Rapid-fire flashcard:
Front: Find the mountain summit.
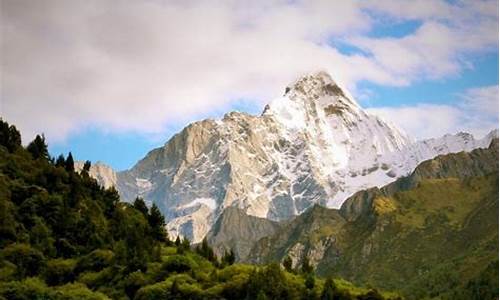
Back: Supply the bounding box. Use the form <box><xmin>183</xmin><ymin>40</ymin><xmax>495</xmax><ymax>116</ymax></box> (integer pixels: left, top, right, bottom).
<box><xmin>84</xmin><ymin>71</ymin><xmax>497</xmax><ymax>242</ymax></box>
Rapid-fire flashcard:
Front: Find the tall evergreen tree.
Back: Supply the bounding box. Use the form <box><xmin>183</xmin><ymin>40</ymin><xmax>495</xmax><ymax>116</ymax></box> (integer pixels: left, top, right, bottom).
<box><xmin>55</xmin><ymin>154</ymin><xmax>65</xmax><ymax>167</ymax></box>
<box><xmin>0</xmin><ymin>120</ymin><xmax>21</xmax><ymax>152</ymax></box>
<box><xmin>305</xmin><ymin>272</ymin><xmax>315</xmax><ymax>289</ymax></box>
<box><xmin>301</xmin><ymin>256</ymin><xmax>313</xmax><ymax>274</ymax></box>
<box><xmin>222</xmin><ymin>248</ymin><xmax>236</xmax><ymax>266</ymax></box>
<box><xmin>321</xmin><ymin>277</ymin><xmax>337</xmax><ymax>300</ymax></box>
<box><xmin>65</xmin><ymin>152</ymin><xmax>75</xmax><ymax>172</ymax></box>
<box><xmin>148</xmin><ymin>203</ymin><xmax>166</xmax><ymax>242</ymax></box>
<box><xmin>283</xmin><ymin>255</ymin><xmax>293</xmax><ymax>273</ymax></box>
<box><xmin>83</xmin><ymin>160</ymin><xmax>91</xmax><ymax>172</ymax></box>
<box><xmin>27</xmin><ymin>134</ymin><xmax>48</xmax><ymax>160</ymax></box>
<box><xmin>133</xmin><ymin>197</ymin><xmax>149</xmax><ymax>216</ymax></box>
<box><xmin>197</xmin><ymin>237</ymin><xmax>216</xmax><ymax>262</ymax></box>
<box><xmin>181</xmin><ymin>237</ymin><xmax>191</xmax><ymax>251</ymax></box>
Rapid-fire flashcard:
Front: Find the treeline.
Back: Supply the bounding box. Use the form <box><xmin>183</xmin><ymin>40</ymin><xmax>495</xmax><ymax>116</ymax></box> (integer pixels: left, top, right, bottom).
<box><xmin>0</xmin><ymin>119</ymin><xmax>400</xmax><ymax>299</ymax></box>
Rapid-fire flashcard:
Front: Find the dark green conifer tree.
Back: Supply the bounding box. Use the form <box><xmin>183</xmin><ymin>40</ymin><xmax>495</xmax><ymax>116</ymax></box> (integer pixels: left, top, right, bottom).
<box><xmin>301</xmin><ymin>256</ymin><xmax>313</xmax><ymax>274</ymax></box>
<box><xmin>321</xmin><ymin>277</ymin><xmax>337</xmax><ymax>300</ymax></box>
<box><xmin>148</xmin><ymin>203</ymin><xmax>166</xmax><ymax>242</ymax></box>
<box><xmin>222</xmin><ymin>248</ymin><xmax>236</xmax><ymax>266</ymax></box>
<box><xmin>27</xmin><ymin>134</ymin><xmax>49</xmax><ymax>160</ymax></box>
<box><xmin>133</xmin><ymin>197</ymin><xmax>149</xmax><ymax>216</ymax></box>
<box><xmin>283</xmin><ymin>255</ymin><xmax>293</xmax><ymax>273</ymax></box>
<box><xmin>55</xmin><ymin>154</ymin><xmax>65</xmax><ymax>167</ymax></box>
<box><xmin>65</xmin><ymin>152</ymin><xmax>75</xmax><ymax>172</ymax></box>
<box><xmin>82</xmin><ymin>160</ymin><xmax>91</xmax><ymax>172</ymax></box>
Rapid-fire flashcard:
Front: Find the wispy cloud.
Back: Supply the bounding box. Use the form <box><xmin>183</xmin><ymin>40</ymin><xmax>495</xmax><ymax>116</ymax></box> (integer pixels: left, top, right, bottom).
<box><xmin>1</xmin><ymin>0</ymin><xmax>498</xmax><ymax>142</ymax></box>
<box><xmin>367</xmin><ymin>85</ymin><xmax>499</xmax><ymax>139</ymax></box>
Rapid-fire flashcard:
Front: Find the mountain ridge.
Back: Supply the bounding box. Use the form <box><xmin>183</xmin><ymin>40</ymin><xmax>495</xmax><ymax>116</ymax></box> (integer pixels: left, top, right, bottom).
<box><xmin>245</xmin><ymin>139</ymin><xmax>499</xmax><ymax>299</ymax></box>
<box><xmin>79</xmin><ymin>71</ymin><xmax>499</xmax><ymax>243</ymax></box>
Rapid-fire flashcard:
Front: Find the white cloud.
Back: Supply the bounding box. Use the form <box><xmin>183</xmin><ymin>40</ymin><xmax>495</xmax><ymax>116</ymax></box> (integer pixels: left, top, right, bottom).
<box><xmin>351</xmin><ymin>0</ymin><xmax>499</xmax><ymax>82</ymax></box>
<box><xmin>0</xmin><ymin>0</ymin><xmax>498</xmax><ymax>143</ymax></box>
<box><xmin>367</xmin><ymin>85</ymin><xmax>499</xmax><ymax>139</ymax></box>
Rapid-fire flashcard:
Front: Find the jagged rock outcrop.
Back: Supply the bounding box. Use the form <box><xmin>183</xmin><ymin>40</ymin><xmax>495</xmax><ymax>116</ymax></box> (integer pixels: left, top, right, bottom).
<box><xmin>74</xmin><ymin>161</ymin><xmax>117</xmax><ymax>189</ymax></box>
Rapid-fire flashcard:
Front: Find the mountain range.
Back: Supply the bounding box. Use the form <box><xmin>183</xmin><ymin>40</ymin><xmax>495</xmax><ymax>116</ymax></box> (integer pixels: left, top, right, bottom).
<box><xmin>80</xmin><ymin>71</ymin><xmax>498</xmax><ymax>244</ymax></box>
<box><xmin>210</xmin><ymin>138</ymin><xmax>499</xmax><ymax>299</ymax></box>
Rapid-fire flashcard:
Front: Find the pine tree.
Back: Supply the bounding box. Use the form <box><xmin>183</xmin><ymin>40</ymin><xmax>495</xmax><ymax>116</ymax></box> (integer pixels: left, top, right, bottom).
<box><xmin>321</xmin><ymin>277</ymin><xmax>337</xmax><ymax>300</ymax></box>
<box><xmin>27</xmin><ymin>134</ymin><xmax>49</xmax><ymax>160</ymax></box>
<box><xmin>65</xmin><ymin>152</ymin><xmax>75</xmax><ymax>172</ymax></box>
<box><xmin>283</xmin><ymin>255</ymin><xmax>293</xmax><ymax>273</ymax></box>
<box><xmin>181</xmin><ymin>237</ymin><xmax>191</xmax><ymax>251</ymax></box>
<box><xmin>55</xmin><ymin>154</ymin><xmax>65</xmax><ymax>167</ymax></box>
<box><xmin>133</xmin><ymin>197</ymin><xmax>149</xmax><ymax>216</ymax></box>
<box><xmin>8</xmin><ymin>125</ymin><xmax>21</xmax><ymax>152</ymax></box>
<box><xmin>222</xmin><ymin>248</ymin><xmax>236</xmax><ymax>266</ymax></box>
<box><xmin>256</xmin><ymin>290</ymin><xmax>268</xmax><ymax>300</ymax></box>
<box><xmin>148</xmin><ymin>203</ymin><xmax>166</xmax><ymax>242</ymax></box>
<box><xmin>305</xmin><ymin>272</ymin><xmax>315</xmax><ymax>289</ymax></box>
<box><xmin>197</xmin><ymin>237</ymin><xmax>216</xmax><ymax>262</ymax></box>
<box><xmin>0</xmin><ymin>120</ymin><xmax>21</xmax><ymax>152</ymax></box>
<box><xmin>174</xmin><ymin>236</ymin><xmax>181</xmax><ymax>247</ymax></box>
<box><xmin>170</xmin><ymin>279</ymin><xmax>180</xmax><ymax>297</ymax></box>
<box><xmin>83</xmin><ymin>160</ymin><xmax>91</xmax><ymax>172</ymax></box>
<box><xmin>301</xmin><ymin>255</ymin><xmax>313</xmax><ymax>274</ymax></box>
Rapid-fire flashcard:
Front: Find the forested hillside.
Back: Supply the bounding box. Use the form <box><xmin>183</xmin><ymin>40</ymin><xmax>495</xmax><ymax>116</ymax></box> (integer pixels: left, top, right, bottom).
<box><xmin>0</xmin><ymin>119</ymin><xmax>400</xmax><ymax>299</ymax></box>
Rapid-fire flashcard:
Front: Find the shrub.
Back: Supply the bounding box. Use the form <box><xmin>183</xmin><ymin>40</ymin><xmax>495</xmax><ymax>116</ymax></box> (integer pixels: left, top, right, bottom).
<box><xmin>0</xmin><ymin>277</ymin><xmax>50</xmax><ymax>300</ymax></box>
<box><xmin>44</xmin><ymin>258</ymin><xmax>77</xmax><ymax>286</ymax></box>
<box><xmin>1</xmin><ymin>243</ymin><xmax>45</xmax><ymax>279</ymax></box>
<box><xmin>76</xmin><ymin>249</ymin><xmax>115</xmax><ymax>272</ymax></box>
<box><xmin>156</xmin><ymin>255</ymin><xmax>195</xmax><ymax>280</ymax></box>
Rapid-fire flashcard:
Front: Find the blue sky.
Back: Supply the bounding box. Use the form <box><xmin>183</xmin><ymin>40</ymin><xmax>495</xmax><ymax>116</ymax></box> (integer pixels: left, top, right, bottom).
<box><xmin>2</xmin><ymin>0</ymin><xmax>498</xmax><ymax>170</ymax></box>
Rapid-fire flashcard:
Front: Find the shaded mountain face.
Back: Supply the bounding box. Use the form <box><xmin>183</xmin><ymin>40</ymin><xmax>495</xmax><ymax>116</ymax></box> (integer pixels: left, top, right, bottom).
<box><xmin>205</xmin><ymin>207</ymin><xmax>281</xmax><ymax>261</ymax></box>
<box><xmin>248</xmin><ymin>140</ymin><xmax>499</xmax><ymax>299</ymax></box>
<box><xmin>83</xmin><ymin>71</ymin><xmax>498</xmax><ymax>243</ymax></box>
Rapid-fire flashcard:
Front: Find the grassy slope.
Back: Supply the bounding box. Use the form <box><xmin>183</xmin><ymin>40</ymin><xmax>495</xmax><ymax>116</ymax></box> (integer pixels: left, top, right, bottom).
<box><xmin>249</xmin><ymin>143</ymin><xmax>499</xmax><ymax>299</ymax></box>
<box><xmin>329</xmin><ymin>174</ymin><xmax>498</xmax><ymax>299</ymax></box>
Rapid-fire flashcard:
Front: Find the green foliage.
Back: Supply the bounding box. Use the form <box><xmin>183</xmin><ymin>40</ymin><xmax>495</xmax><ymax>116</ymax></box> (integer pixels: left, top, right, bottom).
<box><xmin>43</xmin><ymin>258</ymin><xmax>76</xmax><ymax>286</ymax></box>
<box><xmin>133</xmin><ymin>197</ymin><xmax>148</xmax><ymax>216</ymax></box>
<box><xmin>321</xmin><ymin>277</ymin><xmax>337</xmax><ymax>300</ymax></box>
<box><xmin>1</xmin><ymin>243</ymin><xmax>45</xmax><ymax>279</ymax></box>
<box><xmin>247</xmin><ymin>262</ymin><xmax>296</xmax><ymax>299</ymax></box>
<box><xmin>76</xmin><ymin>249</ymin><xmax>115</xmax><ymax>272</ymax></box>
<box><xmin>82</xmin><ymin>160</ymin><xmax>91</xmax><ymax>173</ymax></box>
<box><xmin>148</xmin><ymin>203</ymin><xmax>167</xmax><ymax>242</ymax></box>
<box><xmin>0</xmin><ymin>120</ymin><xmax>21</xmax><ymax>153</ymax></box>
<box><xmin>55</xmin><ymin>154</ymin><xmax>65</xmax><ymax>167</ymax></box>
<box><xmin>0</xmin><ymin>119</ymin><xmax>397</xmax><ymax>300</ymax></box>
<box><xmin>27</xmin><ymin>134</ymin><xmax>48</xmax><ymax>160</ymax></box>
<box><xmin>222</xmin><ymin>248</ymin><xmax>236</xmax><ymax>266</ymax></box>
<box><xmin>195</xmin><ymin>237</ymin><xmax>216</xmax><ymax>263</ymax></box>
<box><xmin>64</xmin><ymin>152</ymin><xmax>74</xmax><ymax>173</ymax></box>
<box><xmin>301</xmin><ymin>255</ymin><xmax>314</xmax><ymax>274</ymax></box>
<box><xmin>305</xmin><ymin>272</ymin><xmax>315</xmax><ymax>289</ymax></box>
<box><xmin>283</xmin><ymin>255</ymin><xmax>293</xmax><ymax>273</ymax></box>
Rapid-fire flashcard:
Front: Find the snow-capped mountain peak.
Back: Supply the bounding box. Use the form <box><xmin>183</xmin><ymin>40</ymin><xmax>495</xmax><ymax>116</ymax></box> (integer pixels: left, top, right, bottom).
<box><xmin>82</xmin><ymin>71</ymin><xmax>498</xmax><ymax>243</ymax></box>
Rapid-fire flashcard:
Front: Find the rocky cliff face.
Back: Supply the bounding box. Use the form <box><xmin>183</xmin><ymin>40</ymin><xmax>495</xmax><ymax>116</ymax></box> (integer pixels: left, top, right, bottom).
<box><xmin>205</xmin><ymin>207</ymin><xmax>281</xmax><ymax>261</ymax></box>
<box><xmin>83</xmin><ymin>71</ymin><xmax>498</xmax><ymax>243</ymax></box>
<box><xmin>74</xmin><ymin>161</ymin><xmax>117</xmax><ymax>189</ymax></box>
